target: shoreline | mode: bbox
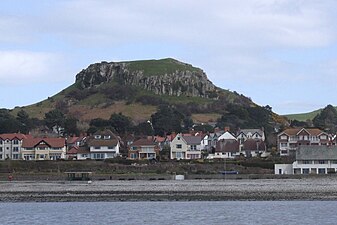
[2,178,337,202]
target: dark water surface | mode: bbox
[1,201,336,225]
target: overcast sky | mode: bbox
[1,0,337,115]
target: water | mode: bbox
[1,201,336,225]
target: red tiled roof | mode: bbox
[0,133,31,140]
[67,146,79,154]
[280,128,324,136]
[67,137,80,144]
[22,138,66,148]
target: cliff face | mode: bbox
[75,59,218,98]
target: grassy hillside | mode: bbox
[126,58,201,76]
[284,109,322,121]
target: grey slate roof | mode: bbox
[182,136,201,145]
[296,146,337,160]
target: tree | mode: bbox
[151,105,184,136]
[16,109,33,134]
[0,109,20,133]
[44,109,65,135]
[64,117,80,136]
[133,121,153,136]
[109,113,133,135]
[313,105,337,133]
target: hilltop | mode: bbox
[12,58,286,133]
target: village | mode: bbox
[1,125,337,176]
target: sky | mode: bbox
[1,0,337,115]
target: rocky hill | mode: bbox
[76,58,218,98]
[14,58,286,133]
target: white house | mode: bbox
[236,128,265,144]
[86,130,120,159]
[277,128,329,156]
[170,133,202,159]
[275,146,337,175]
[21,137,66,160]
[0,133,31,160]
[218,131,237,141]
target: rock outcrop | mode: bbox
[75,59,219,98]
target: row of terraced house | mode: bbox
[0,128,268,161]
[3,126,335,161]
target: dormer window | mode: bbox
[94,135,101,139]
[104,136,111,140]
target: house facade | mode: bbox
[21,137,66,160]
[241,139,267,157]
[128,138,160,160]
[275,146,337,175]
[210,139,240,159]
[236,128,265,144]
[170,133,202,160]
[277,128,329,156]
[86,130,120,159]
[0,133,31,160]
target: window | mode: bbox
[130,153,137,159]
[50,154,61,160]
[39,154,45,159]
[190,145,197,151]
[177,137,181,140]
[0,147,2,152]
[280,143,287,148]
[39,147,46,150]
[0,140,2,144]
[280,150,288,154]
[81,154,88,158]
[301,160,311,164]
[302,169,309,174]
[93,153,105,159]
[104,136,111,140]
[320,135,327,140]
[0,154,2,159]
[94,135,101,139]
[94,146,100,150]
[24,154,34,160]
[108,146,114,150]
[318,168,326,174]
[319,160,327,164]
[176,144,182,149]
[176,152,183,159]
[13,139,19,145]
[13,147,19,152]
[132,146,137,150]
[12,154,19,159]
